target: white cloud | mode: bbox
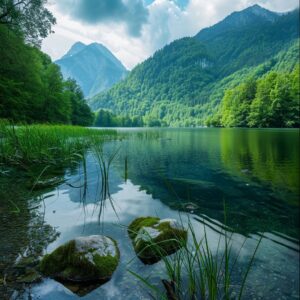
[42,0,299,69]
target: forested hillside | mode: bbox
[0,1,93,125]
[89,6,299,127]
[208,65,299,127]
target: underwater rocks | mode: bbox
[128,217,187,264]
[39,235,119,286]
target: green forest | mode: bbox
[0,1,93,125]
[207,65,300,127]
[0,1,299,128]
[90,9,299,127]
[94,109,144,127]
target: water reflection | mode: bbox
[113,128,299,238]
[29,178,299,299]
[1,128,299,299]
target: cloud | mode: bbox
[56,0,149,37]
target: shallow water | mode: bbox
[0,128,299,299]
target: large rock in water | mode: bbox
[39,235,119,285]
[128,217,187,264]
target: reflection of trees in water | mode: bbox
[112,129,299,238]
[220,129,299,199]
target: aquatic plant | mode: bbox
[129,216,262,300]
[92,142,120,221]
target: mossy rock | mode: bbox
[39,235,119,284]
[128,217,187,264]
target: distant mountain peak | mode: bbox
[63,41,86,58]
[55,42,128,98]
[244,4,278,19]
[196,4,279,41]
[248,4,263,10]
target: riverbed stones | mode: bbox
[39,235,119,283]
[128,217,187,264]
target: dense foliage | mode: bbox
[0,0,93,125]
[89,8,299,127]
[0,25,93,125]
[0,0,55,47]
[210,65,299,128]
[94,109,143,127]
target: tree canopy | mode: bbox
[0,0,55,46]
[0,25,93,125]
[209,65,300,128]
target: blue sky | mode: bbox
[42,0,299,69]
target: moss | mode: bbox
[128,216,160,239]
[39,236,119,282]
[39,240,77,276]
[93,254,119,279]
[128,217,187,264]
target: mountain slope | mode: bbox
[89,6,299,126]
[56,42,128,98]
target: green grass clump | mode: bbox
[0,121,116,172]
[129,218,262,300]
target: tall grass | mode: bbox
[0,121,116,171]
[129,217,262,300]
[92,142,121,221]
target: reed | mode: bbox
[0,121,116,172]
[92,142,120,221]
[129,216,262,300]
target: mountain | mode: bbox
[89,5,299,126]
[55,42,128,98]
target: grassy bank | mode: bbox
[0,121,116,172]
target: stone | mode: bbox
[39,235,119,284]
[184,202,199,211]
[128,217,187,264]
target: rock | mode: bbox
[183,202,199,211]
[128,217,187,264]
[39,235,119,284]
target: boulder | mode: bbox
[128,217,187,264]
[39,235,119,284]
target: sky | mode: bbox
[42,0,299,70]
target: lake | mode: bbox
[0,128,299,299]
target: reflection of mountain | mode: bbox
[112,129,299,238]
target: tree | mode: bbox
[64,79,93,126]
[0,0,55,46]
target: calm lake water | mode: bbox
[0,128,299,299]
